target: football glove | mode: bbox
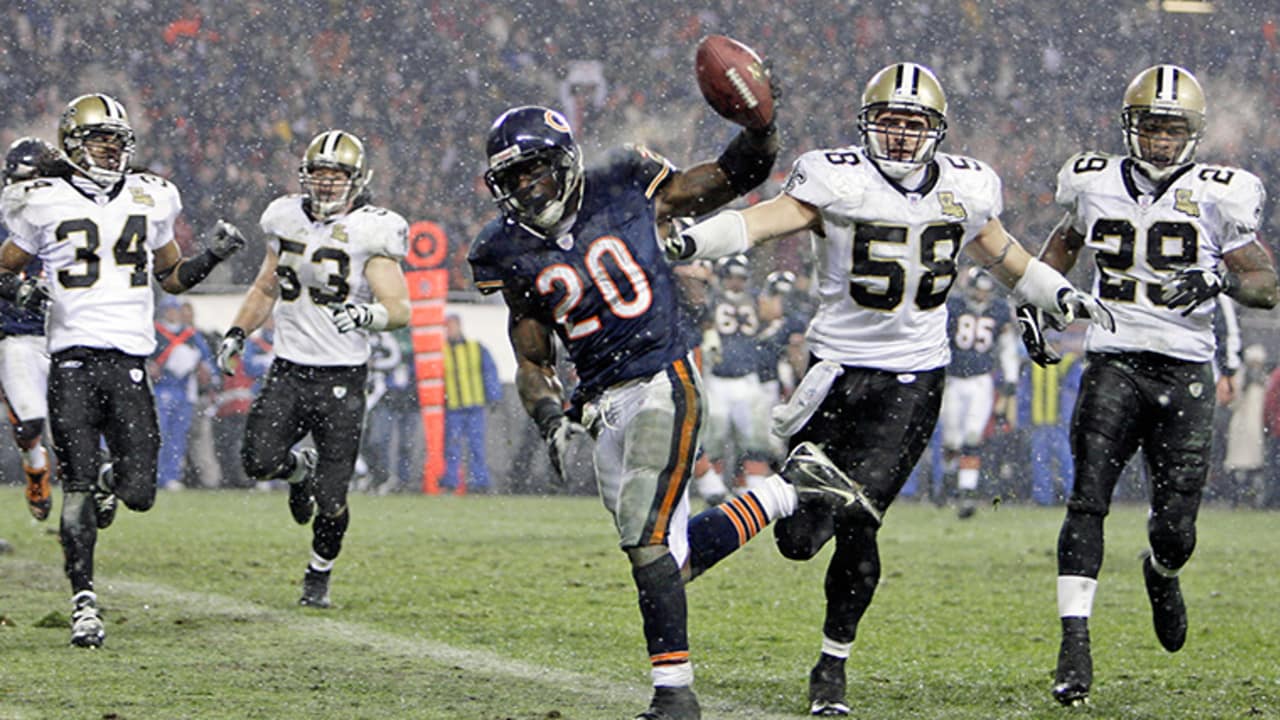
[328,303,376,333]
[544,416,587,485]
[209,219,247,259]
[663,217,696,262]
[1050,287,1116,333]
[1016,304,1062,367]
[1160,267,1233,316]
[216,327,246,376]
[13,278,49,314]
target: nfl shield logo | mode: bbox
[130,368,144,384]
[1188,382,1204,398]
[333,386,347,399]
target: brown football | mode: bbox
[695,35,774,129]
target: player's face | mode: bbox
[1135,115,1191,168]
[308,167,353,203]
[84,130,126,170]
[869,109,932,161]
[507,158,558,211]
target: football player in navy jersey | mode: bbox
[0,137,66,522]
[470,104,874,720]
[938,270,1017,518]
[0,94,245,647]
[1019,65,1278,707]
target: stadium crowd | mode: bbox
[2,1,1280,507]
[2,1,1279,286]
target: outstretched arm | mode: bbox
[669,191,820,262]
[654,125,778,222]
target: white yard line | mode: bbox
[8,560,800,720]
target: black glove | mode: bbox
[663,217,696,262]
[210,219,247,259]
[216,327,246,376]
[1016,304,1062,367]
[14,278,50,314]
[1160,267,1233,316]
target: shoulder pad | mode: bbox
[783,147,867,209]
[1056,151,1117,207]
[1194,164,1266,234]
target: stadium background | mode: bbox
[0,0,1277,490]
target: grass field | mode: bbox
[1,487,1277,720]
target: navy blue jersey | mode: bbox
[945,294,1011,378]
[469,146,695,405]
[0,255,45,336]
[711,288,764,378]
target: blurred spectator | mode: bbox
[1223,345,1268,506]
[441,314,501,493]
[362,328,423,494]
[150,295,213,490]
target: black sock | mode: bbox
[632,553,689,665]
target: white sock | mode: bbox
[309,551,335,573]
[652,661,694,687]
[957,468,979,491]
[821,635,852,659]
[695,469,729,501]
[1057,575,1098,618]
[751,475,798,520]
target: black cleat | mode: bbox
[299,567,331,608]
[93,462,117,530]
[635,685,700,720]
[780,442,881,525]
[70,590,105,648]
[1052,617,1091,706]
[808,654,850,716]
[1141,550,1187,652]
[287,449,318,525]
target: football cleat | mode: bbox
[808,654,850,716]
[635,685,701,720]
[779,442,882,525]
[287,448,318,525]
[93,462,117,530]
[23,463,52,521]
[1141,550,1187,652]
[299,568,331,608]
[70,590,105,648]
[1052,617,1092,706]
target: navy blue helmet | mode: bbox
[4,136,63,185]
[484,106,584,234]
[716,253,750,279]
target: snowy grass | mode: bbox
[0,488,1276,719]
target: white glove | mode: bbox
[1047,288,1116,333]
[14,278,50,313]
[545,416,588,484]
[701,327,722,369]
[329,303,376,333]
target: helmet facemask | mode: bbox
[1120,65,1206,181]
[59,94,135,187]
[857,63,949,181]
[299,131,371,219]
[485,144,583,235]
[1122,107,1203,180]
[859,104,947,180]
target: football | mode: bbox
[695,35,774,129]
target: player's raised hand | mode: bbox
[209,219,247,259]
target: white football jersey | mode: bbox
[260,195,408,366]
[784,146,1002,372]
[1,173,181,355]
[1056,152,1264,362]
